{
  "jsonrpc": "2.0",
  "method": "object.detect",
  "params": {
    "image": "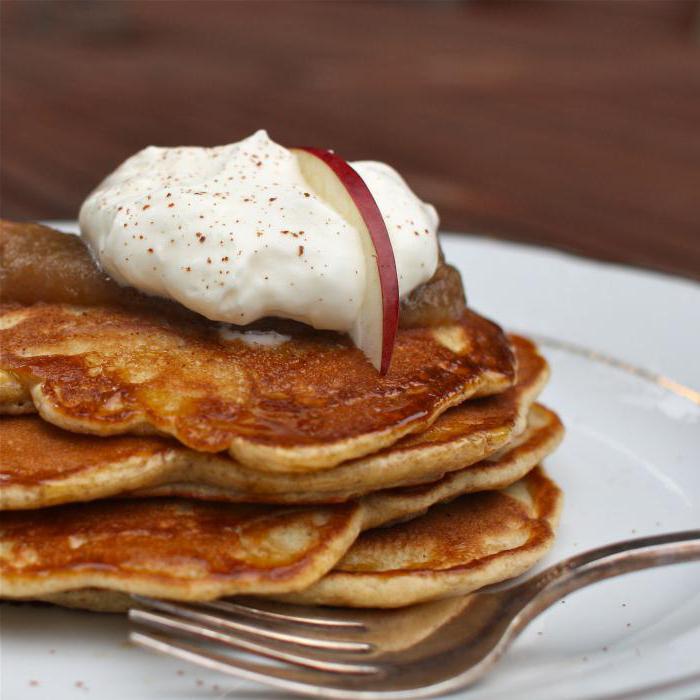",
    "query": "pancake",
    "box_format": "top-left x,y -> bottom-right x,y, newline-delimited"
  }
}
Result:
0,499 -> 365,601
130,404 -> 561,512
359,405 -> 562,531
23,467 -> 562,612
1,420 -> 562,606
0,337 -> 548,509
279,466 -> 562,608
0,303 -> 515,473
